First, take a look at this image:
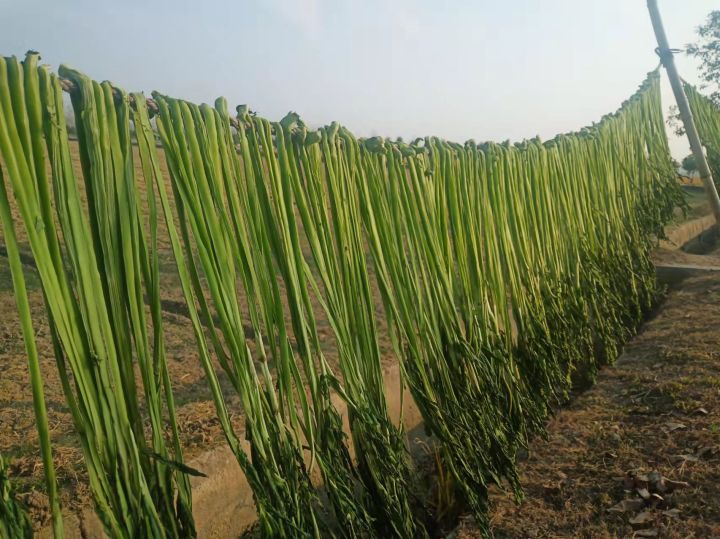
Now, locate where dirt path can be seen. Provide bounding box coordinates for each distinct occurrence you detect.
[451,271,720,538]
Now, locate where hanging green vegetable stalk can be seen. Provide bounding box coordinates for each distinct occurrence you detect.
[0,53,63,537]
[278,117,425,537]
[0,454,32,539]
[686,81,720,185]
[0,53,195,538]
[356,135,526,530]
[238,110,380,536]
[149,94,333,538]
[60,65,196,537]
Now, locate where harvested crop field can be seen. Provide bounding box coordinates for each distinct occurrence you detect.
[450,263,720,538]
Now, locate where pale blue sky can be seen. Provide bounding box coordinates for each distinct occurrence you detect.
[1,0,716,157]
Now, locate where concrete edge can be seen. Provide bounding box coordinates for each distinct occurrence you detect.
[659,214,716,251]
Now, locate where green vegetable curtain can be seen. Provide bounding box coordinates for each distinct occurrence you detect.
[686,82,720,184]
[0,51,682,539]
[0,454,32,539]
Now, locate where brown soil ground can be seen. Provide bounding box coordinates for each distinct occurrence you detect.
[450,263,720,538]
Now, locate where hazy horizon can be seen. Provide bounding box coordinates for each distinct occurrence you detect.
[1,0,717,159]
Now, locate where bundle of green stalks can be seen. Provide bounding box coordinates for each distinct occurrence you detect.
[141,92,423,537]
[685,82,720,184]
[282,118,423,537]
[356,135,528,523]
[0,53,195,538]
[0,53,682,539]
[353,70,679,532]
[0,455,32,539]
[146,94,330,538]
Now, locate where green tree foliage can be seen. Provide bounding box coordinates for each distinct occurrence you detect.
[682,154,698,173]
[687,10,720,105]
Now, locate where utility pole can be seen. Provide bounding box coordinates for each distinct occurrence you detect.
[647,0,720,228]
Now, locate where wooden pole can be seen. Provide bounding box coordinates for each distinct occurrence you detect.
[647,0,720,228]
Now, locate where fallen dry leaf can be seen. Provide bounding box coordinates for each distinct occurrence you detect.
[634,529,658,538]
[673,454,699,463]
[647,471,664,492]
[608,499,646,513]
[649,493,665,507]
[624,471,649,491]
[629,511,655,529]
[662,508,681,519]
[663,422,687,433]
[664,478,690,492]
